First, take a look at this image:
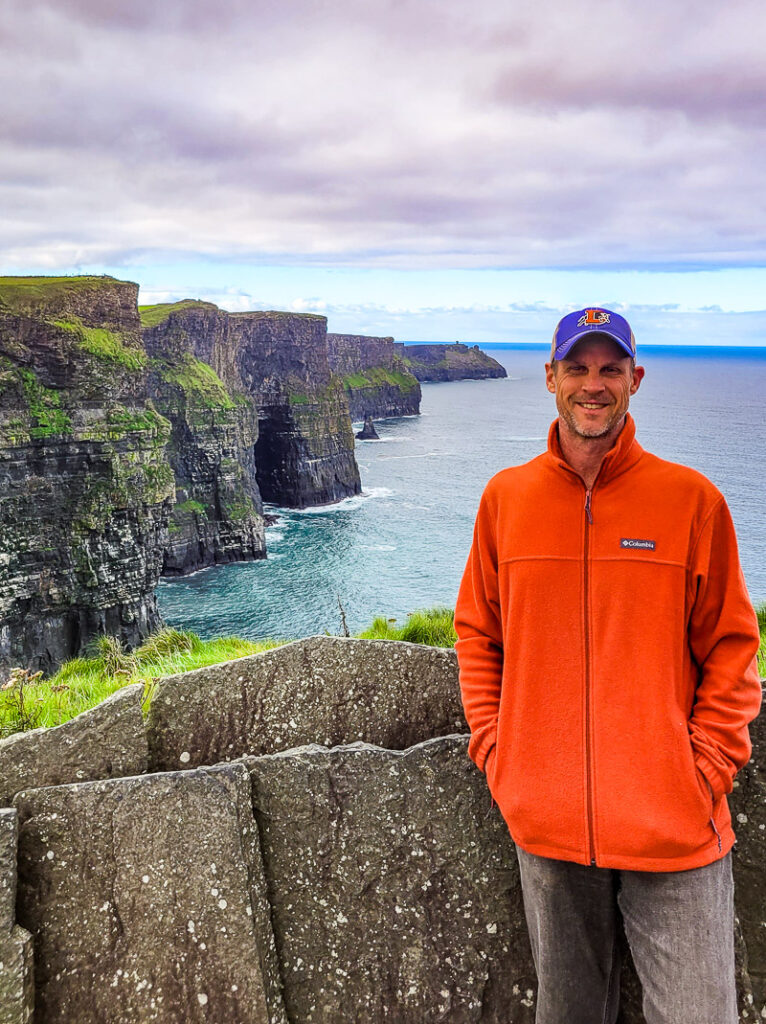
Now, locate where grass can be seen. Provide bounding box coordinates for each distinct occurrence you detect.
[138,300,218,329]
[152,353,238,412]
[0,275,127,313]
[55,318,147,371]
[1,604,762,739]
[341,366,420,393]
[356,606,457,646]
[18,367,72,438]
[0,629,281,738]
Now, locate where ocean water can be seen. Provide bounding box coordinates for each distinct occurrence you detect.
[156,346,766,640]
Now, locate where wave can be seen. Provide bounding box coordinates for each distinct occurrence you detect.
[279,486,394,515]
[377,451,445,461]
[355,435,414,443]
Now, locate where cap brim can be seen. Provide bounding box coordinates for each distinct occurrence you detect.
[553,329,635,360]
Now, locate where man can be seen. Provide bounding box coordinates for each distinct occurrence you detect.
[454,307,762,1023]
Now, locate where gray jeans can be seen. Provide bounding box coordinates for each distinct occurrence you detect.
[515,846,736,1024]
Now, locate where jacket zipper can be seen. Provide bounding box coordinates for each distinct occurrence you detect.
[584,488,597,866]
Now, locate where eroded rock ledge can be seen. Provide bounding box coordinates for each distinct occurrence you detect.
[0,637,762,1023]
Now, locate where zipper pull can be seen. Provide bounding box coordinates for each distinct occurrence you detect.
[584,490,593,524]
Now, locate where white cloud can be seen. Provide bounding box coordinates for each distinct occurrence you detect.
[3,0,766,271]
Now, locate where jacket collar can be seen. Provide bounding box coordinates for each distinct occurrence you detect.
[547,413,644,486]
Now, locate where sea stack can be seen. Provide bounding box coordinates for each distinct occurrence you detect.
[355,415,380,440]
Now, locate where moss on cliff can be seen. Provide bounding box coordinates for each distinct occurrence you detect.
[342,367,420,392]
[138,300,219,329]
[55,316,146,370]
[149,353,252,429]
[0,358,73,438]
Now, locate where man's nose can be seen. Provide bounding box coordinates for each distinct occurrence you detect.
[582,371,605,391]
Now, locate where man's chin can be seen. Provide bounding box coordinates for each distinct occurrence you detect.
[564,413,620,440]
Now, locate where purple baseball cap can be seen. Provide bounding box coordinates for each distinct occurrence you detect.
[551,307,636,360]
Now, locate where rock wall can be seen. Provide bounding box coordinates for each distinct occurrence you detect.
[327,333,421,420]
[141,302,266,575]
[401,342,507,382]
[0,637,762,1022]
[142,304,362,512]
[0,276,175,675]
[231,313,360,508]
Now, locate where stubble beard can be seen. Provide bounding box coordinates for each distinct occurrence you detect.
[559,404,624,442]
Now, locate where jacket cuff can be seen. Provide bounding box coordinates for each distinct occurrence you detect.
[693,750,730,803]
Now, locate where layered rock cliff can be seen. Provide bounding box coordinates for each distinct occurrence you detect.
[327,333,421,419]
[0,276,174,675]
[231,313,361,507]
[142,304,361,512]
[140,301,265,575]
[401,341,507,382]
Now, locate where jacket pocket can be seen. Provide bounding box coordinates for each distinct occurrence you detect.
[683,731,723,853]
[484,743,498,788]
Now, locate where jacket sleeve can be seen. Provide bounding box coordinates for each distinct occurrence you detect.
[687,496,762,802]
[454,483,504,774]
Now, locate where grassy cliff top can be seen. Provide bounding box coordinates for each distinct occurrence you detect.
[230,310,327,322]
[138,300,220,328]
[0,275,133,312]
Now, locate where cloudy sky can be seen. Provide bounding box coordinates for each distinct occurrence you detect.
[4,0,766,344]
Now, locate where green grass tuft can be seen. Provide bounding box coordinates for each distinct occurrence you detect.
[152,353,238,412]
[66,321,146,370]
[0,628,283,737]
[355,606,457,647]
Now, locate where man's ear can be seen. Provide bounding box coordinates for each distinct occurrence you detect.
[545,362,556,393]
[630,365,645,395]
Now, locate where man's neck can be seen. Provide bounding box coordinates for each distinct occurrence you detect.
[556,417,626,490]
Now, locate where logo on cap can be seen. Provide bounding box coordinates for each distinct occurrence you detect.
[577,309,611,328]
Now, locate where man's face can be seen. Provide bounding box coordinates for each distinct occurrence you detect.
[545,335,644,442]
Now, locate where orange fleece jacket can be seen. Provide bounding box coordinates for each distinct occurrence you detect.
[455,414,762,871]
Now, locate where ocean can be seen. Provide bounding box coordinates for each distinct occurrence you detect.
[156,346,766,640]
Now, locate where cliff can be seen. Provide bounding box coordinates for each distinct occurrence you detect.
[140,301,265,575]
[0,278,368,674]
[231,313,361,507]
[142,304,361,511]
[0,276,174,675]
[327,333,421,419]
[401,341,507,382]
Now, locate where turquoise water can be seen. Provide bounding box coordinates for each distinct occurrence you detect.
[157,346,766,640]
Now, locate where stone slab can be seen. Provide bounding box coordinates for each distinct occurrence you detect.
[0,925,34,1024]
[147,636,466,771]
[0,684,148,807]
[245,734,537,1023]
[14,764,285,1024]
[0,809,17,939]
[729,688,766,1019]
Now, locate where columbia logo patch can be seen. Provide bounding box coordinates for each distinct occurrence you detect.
[620,538,656,550]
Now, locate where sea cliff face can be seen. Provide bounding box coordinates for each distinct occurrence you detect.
[327,333,421,420]
[232,313,361,507]
[401,342,507,382]
[143,304,361,512]
[0,276,174,675]
[141,302,266,575]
